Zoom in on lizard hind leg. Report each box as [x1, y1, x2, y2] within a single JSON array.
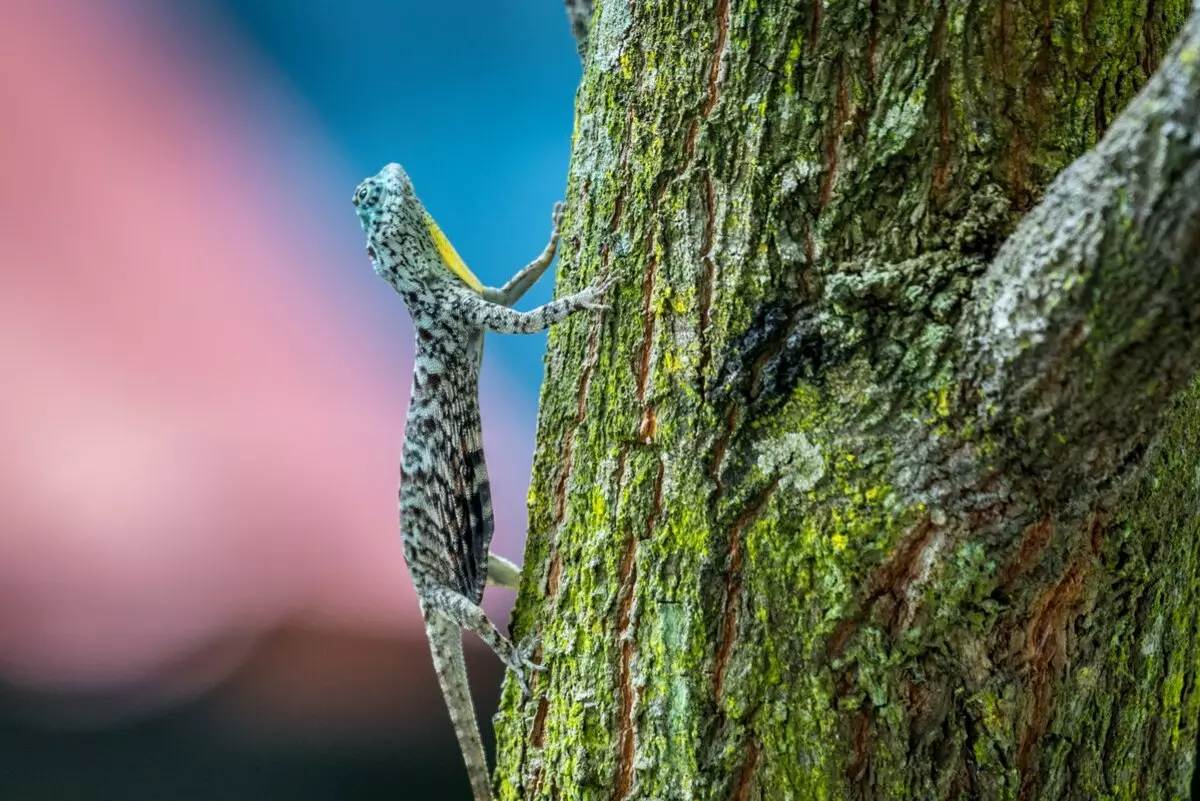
[[485, 551, 521, 590], [425, 586, 544, 696], [424, 616, 494, 801]]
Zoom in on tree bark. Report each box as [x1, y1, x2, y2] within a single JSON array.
[[497, 1, 1200, 799]]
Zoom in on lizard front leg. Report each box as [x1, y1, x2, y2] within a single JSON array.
[[450, 275, 612, 335], [482, 201, 564, 307]]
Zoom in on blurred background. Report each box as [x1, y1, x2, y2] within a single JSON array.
[[0, 1, 580, 797]]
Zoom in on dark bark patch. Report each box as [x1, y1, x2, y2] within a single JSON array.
[[531, 696, 550, 749], [868, 514, 940, 632], [714, 479, 779, 702], [730, 737, 760, 801], [828, 514, 944, 664], [818, 60, 848, 211], [866, 0, 879, 86], [1023, 553, 1089, 676], [709, 403, 739, 505], [997, 516, 1055, 588], [847, 709, 874, 796], [713, 307, 788, 403], [638, 405, 657, 443], [826, 617, 859, 664], [1016, 530, 1099, 800], [712, 304, 833, 410], [1093, 75, 1111, 139], [612, 533, 640, 801], [1142, 0, 1162, 78], [546, 550, 563, 599], [703, 0, 730, 120]]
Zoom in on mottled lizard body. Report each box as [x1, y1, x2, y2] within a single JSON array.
[[353, 163, 608, 801]]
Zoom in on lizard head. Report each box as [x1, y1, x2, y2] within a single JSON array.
[[354, 163, 483, 294]]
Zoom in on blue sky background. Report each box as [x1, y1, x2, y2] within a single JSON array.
[[190, 0, 584, 390]]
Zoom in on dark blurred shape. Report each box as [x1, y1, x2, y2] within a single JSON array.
[[0, 626, 505, 801]]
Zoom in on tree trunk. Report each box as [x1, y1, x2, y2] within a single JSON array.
[[496, 1, 1200, 799]]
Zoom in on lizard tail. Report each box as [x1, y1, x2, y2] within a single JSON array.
[[426, 617, 493, 801]]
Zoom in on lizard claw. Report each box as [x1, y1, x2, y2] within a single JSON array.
[[578, 274, 615, 312], [518, 631, 545, 669], [551, 201, 565, 232], [506, 633, 545, 697]]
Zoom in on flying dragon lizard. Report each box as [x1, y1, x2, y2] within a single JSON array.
[[354, 163, 611, 801]]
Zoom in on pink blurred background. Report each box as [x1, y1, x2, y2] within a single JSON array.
[[0, 1, 577, 797]]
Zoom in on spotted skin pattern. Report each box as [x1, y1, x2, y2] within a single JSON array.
[[354, 163, 609, 801]]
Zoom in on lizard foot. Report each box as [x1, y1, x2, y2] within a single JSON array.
[[505, 632, 546, 697], [578, 274, 616, 311]]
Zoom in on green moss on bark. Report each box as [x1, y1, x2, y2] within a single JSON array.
[[493, 1, 1200, 799]]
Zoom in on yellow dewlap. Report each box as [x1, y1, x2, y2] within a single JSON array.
[[424, 212, 484, 294]]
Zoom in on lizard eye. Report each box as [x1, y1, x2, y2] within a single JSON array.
[[353, 183, 380, 209]]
